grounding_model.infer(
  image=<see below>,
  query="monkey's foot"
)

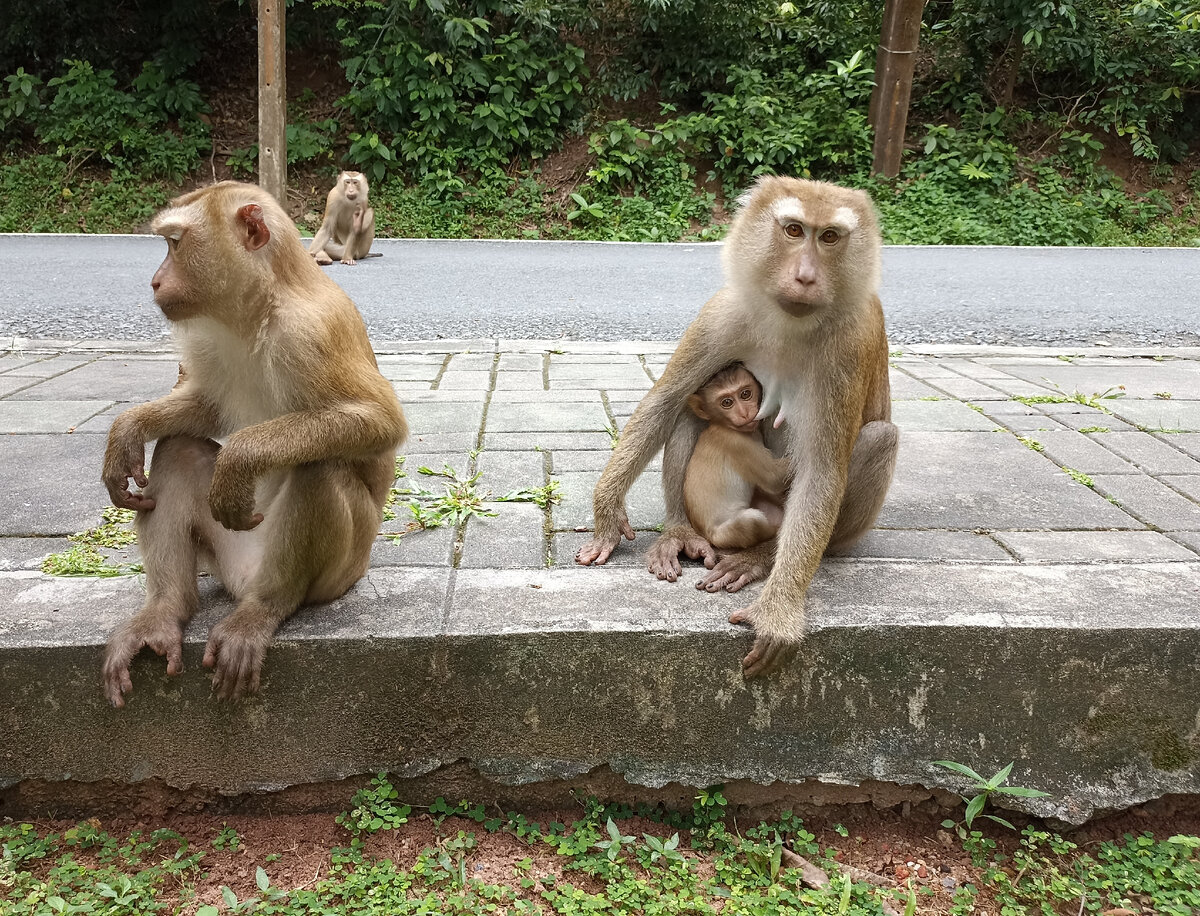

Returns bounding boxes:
[313,252,333,266]
[340,257,358,265]
[102,615,186,708]
[647,526,716,582]
[729,604,801,678]
[202,617,271,701]
[575,514,635,566]
[696,550,769,592]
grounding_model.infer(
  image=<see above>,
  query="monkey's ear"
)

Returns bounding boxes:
[687,393,709,421]
[236,204,271,252]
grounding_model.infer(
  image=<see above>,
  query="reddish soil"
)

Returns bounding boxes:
[9,792,1200,916]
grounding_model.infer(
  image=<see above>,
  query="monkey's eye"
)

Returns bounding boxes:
[739,387,753,400]
[819,228,840,245]
[721,397,735,409]
[783,223,804,239]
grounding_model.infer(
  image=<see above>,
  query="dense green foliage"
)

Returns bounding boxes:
[4,779,1199,914]
[1,0,1198,244]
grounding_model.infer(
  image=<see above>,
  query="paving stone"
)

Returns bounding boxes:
[493,372,546,390]
[1170,433,1200,457]
[0,537,73,571]
[895,360,959,379]
[887,373,945,399]
[376,356,445,382]
[993,414,1068,432]
[1169,531,1200,555]
[553,471,664,529]
[444,353,497,372]
[10,358,179,402]
[1051,412,1135,432]
[934,359,1018,380]
[0,376,38,397]
[1092,431,1200,474]
[0,400,115,433]
[460,503,547,568]
[1160,475,1200,503]
[1021,430,1136,475]
[841,529,1013,561]
[919,376,1008,401]
[475,450,548,494]
[401,432,479,454]
[485,400,610,432]
[402,399,485,435]
[877,431,1137,530]
[552,449,661,473]
[1108,399,1200,432]
[436,371,493,390]
[994,530,1198,563]
[892,400,998,431]
[551,530,666,567]
[0,355,96,378]
[1091,473,1200,530]
[974,399,1041,416]
[996,363,1200,400]
[371,526,454,567]
[483,432,615,451]
[489,389,599,405]
[971,377,1060,397]
[551,376,653,391]
[2,435,112,535]
[497,354,545,372]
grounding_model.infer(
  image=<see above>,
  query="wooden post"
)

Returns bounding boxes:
[258,0,287,204]
[870,0,924,179]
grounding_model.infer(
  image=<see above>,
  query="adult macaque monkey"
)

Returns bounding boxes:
[576,176,898,678]
[102,181,407,706]
[309,171,377,265]
[684,364,788,550]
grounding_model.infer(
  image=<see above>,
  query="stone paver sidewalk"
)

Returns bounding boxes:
[2,338,1199,822]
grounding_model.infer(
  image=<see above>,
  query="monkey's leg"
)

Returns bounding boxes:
[709,509,778,551]
[102,436,218,707]
[646,411,717,581]
[345,208,376,264]
[202,462,380,700]
[825,420,899,554]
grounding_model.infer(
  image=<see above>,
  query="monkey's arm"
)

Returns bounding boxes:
[732,389,861,677]
[209,399,406,530]
[102,392,223,510]
[576,305,736,566]
[723,431,791,495]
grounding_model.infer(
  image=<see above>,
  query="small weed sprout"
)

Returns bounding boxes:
[1062,466,1095,488]
[1154,391,1173,399]
[211,824,241,851]
[496,480,562,509]
[934,761,1049,839]
[1017,436,1044,452]
[1015,383,1125,413]
[1078,425,1110,433]
[594,818,636,862]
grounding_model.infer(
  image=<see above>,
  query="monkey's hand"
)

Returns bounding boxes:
[696,541,774,593]
[313,250,333,266]
[729,599,802,679]
[203,614,271,701]
[340,256,358,266]
[208,455,264,531]
[102,422,155,511]
[102,614,186,708]
[575,509,635,565]
[647,524,716,582]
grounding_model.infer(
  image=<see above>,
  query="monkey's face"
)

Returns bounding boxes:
[150,223,206,321]
[340,172,367,203]
[724,177,880,321]
[709,373,762,433]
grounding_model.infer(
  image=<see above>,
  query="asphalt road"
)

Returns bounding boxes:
[4,235,1198,345]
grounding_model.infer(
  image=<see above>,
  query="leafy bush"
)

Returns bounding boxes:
[330,0,587,188]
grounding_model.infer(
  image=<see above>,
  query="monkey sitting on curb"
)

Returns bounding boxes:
[683,364,789,551]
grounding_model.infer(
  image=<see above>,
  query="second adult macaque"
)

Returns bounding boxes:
[309,171,376,265]
[577,176,899,677]
[684,364,788,550]
[102,181,407,706]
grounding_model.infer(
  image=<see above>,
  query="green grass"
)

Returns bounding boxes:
[3,779,1199,916]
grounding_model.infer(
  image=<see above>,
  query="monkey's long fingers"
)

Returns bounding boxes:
[576,538,616,565]
[620,519,635,541]
[742,636,796,679]
[102,658,134,708]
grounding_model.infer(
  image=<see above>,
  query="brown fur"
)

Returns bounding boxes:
[576,176,899,677]
[101,181,407,705]
[308,171,376,265]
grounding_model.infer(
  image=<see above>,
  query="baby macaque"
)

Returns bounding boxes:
[683,364,789,550]
[309,171,376,265]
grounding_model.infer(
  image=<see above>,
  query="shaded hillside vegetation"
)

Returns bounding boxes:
[1,0,1198,245]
